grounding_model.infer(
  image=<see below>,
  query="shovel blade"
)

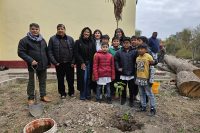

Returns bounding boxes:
[29,103,43,117]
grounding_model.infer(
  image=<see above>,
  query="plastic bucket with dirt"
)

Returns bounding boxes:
[152,82,160,94]
[23,118,57,133]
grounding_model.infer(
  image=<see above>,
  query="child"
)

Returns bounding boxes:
[136,44,156,116]
[109,37,121,97]
[131,36,138,50]
[138,36,158,65]
[101,34,110,45]
[93,43,115,104]
[115,37,138,107]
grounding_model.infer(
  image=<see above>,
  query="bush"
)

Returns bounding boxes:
[175,48,192,59]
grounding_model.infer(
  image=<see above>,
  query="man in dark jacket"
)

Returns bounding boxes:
[48,24,75,99]
[148,32,160,60]
[115,37,138,107]
[18,23,51,105]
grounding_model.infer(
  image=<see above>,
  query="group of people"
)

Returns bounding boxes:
[18,23,160,116]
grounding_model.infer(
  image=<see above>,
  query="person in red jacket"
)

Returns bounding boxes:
[93,43,115,104]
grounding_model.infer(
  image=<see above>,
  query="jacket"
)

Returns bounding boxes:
[48,34,75,65]
[93,50,115,80]
[74,38,96,65]
[109,46,121,56]
[18,36,49,71]
[115,48,137,76]
[148,37,160,53]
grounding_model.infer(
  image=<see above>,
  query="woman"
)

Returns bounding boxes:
[93,29,102,51]
[74,27,96,100]
[114,28,125,46]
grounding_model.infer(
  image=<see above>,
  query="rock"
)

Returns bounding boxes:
[88,107,92,112]
[88,121,93,126]
[64,120,72,127]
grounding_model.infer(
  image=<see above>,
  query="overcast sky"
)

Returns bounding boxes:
[136,0,200,39]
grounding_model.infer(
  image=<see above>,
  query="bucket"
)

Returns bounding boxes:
[152,82,160,94]
[23,118,57,133]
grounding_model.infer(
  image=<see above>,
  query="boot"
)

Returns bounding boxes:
[28,100,34,105]
[41,96,51,102]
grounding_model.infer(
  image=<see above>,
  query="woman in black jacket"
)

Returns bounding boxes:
[74,27,96,100]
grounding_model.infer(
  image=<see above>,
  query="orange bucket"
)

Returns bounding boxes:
[152,82,160,94]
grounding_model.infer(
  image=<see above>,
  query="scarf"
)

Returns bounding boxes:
[27,32,43,42]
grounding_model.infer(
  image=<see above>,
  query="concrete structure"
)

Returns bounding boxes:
[0,0,136,67]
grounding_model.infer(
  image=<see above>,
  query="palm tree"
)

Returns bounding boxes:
[110,0,126,28]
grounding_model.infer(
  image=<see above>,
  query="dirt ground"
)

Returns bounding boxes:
[0,79,200,133]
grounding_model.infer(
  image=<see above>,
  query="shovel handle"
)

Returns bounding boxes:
[32,65,38,103]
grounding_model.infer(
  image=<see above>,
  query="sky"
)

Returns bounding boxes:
[136,0,200,39]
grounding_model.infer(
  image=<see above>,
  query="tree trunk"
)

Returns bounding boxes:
[164,55,200,78]
[164,55,200,97]
[177,71,200,97]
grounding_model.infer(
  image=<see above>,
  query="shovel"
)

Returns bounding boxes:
[29,65,44,117]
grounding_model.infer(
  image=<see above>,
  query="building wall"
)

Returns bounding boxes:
[0,0,136,65]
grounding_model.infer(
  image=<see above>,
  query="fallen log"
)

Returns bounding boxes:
[177,71,200,97]
[164,55,200,78]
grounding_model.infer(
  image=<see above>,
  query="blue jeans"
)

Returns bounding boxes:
[96,83,111,100]
[80,63,91,100]
[138,84,156,108]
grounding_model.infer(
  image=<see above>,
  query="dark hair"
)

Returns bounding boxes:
[93,29,102,39]
[112,36,120,42]
[101,34,110,40]
[114,28,125,39]
[122,37,131,43]
[29,23,39,28]
[57,24,65,29]
[138,36,148,44]
[131,35,137,40]
[138,44,148,49]
[101,42,109,47]
[79,27,93,40]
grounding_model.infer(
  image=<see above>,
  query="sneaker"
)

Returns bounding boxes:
[28,100,34,105]
[69,94,75,97]
[148,108,156,116]
[96,99,101,103]
[107,97,112,104]
[137,106,146,112]
[41,96,51,102]
[61,95,66,99]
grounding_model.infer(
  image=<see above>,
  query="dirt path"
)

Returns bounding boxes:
[0,80,200,133]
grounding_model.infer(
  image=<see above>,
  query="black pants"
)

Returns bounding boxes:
[55,63,74,96]
[121,78,138,103]
[27,69,47,100]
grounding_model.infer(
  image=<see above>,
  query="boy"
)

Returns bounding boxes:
[115,37,138,107]
[131,36,138,50]
[136,44,156,116]
[109,37,121,97]
[18,23,51,105]
[93,43,115,104]
[101,34,110,45]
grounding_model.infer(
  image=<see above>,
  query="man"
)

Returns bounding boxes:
[18,23,51,105]
[48,24,75,99]
[148,32,160,61]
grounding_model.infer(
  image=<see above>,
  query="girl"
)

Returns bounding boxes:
[114,28,125,46]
